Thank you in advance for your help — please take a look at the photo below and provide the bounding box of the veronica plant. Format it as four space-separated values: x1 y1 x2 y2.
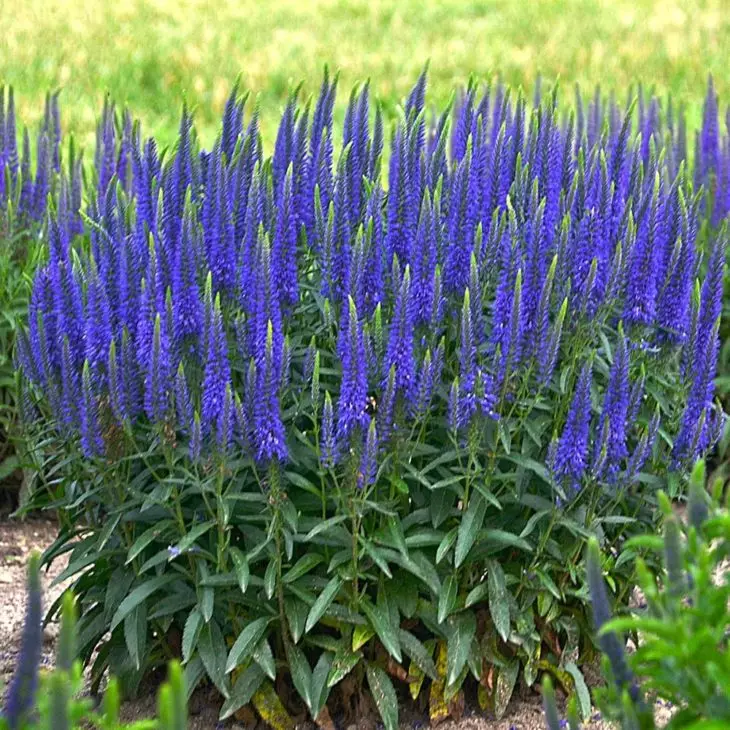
699 78 730 410
695 76 730 228
0 87 82 495
18 72 726 727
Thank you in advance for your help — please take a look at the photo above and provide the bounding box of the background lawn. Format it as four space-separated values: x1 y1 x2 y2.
2 0 729 151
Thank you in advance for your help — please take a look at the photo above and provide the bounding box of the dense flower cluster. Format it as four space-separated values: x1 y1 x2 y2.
696 76 730 227
13 75 730 728
17 73 727 495
0 87 82 228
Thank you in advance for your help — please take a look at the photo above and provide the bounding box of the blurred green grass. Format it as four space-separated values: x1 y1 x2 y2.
1 0 728 151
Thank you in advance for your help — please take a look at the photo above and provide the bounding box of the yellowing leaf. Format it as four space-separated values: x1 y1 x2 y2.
251 681 295 730
353 624 375 651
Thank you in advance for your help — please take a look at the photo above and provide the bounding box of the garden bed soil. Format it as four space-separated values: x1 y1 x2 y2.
0 519 676 730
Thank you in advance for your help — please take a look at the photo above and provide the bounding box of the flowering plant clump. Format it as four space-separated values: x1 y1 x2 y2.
0 87 81 493
0 86 78 226
18 73 727 727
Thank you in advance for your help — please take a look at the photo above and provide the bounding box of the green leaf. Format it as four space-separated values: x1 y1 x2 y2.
304 515 348 541
520 509 551 540
493 659 519 719
386 518 408 557
76 608 105 659
220 664 265 720
96 514 122 552
403 526 442 549
124 602 147 671
399 629 438 680
327 648 362 688
231 548 250 594
54 548 117 585
361 599 401 662
283 553 324 584
534 568 562 600
438 574 458 624
280 498 298 533
564 662 591 719
599 515 637 525
264 560 277 599
436 527 457 564
104 570 135 622
467 636 483 681
248 532 272 561
127 521 172 565
305 576 343 633
392 575 419 619
197 562 214 624
366 663 399 730
446 611 476 686
198 619 229 697
464 582 489 608
430 488 453 528
172 520 215 555
497 421 511 454
488 560 510 642
0 455 19 481
183 656 206 702
362 539 393 578
600 616 678 640
284 470 322 497
182 608 202 664
482 529 533 553
352 624 375 651
139 548 170 575
419 449 461 477
622 535 664 552
287 643 313 712
310 652 334 716
226 617 271 674
506 454 551 482
455 493 487 568
285 597 309 644
253 638 276 681
149 589 196 620
110 575 176 631
393 476 410 495
379 548 440 595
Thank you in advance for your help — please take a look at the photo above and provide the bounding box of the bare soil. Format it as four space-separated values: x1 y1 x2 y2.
0 519 675 730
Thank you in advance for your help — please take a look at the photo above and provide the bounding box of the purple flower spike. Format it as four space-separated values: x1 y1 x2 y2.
358 419 378 488
383 265 416 403
337 297 369 447
144 313 172 425
252 321 288 464
320 391 335 467
190 411 202 462
273 164 299 306
699 75 720 185
80 360 104 457
201 294 231 440
551 361 593 493
595 326 630 478
3 555 42 730
175 363 194 434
